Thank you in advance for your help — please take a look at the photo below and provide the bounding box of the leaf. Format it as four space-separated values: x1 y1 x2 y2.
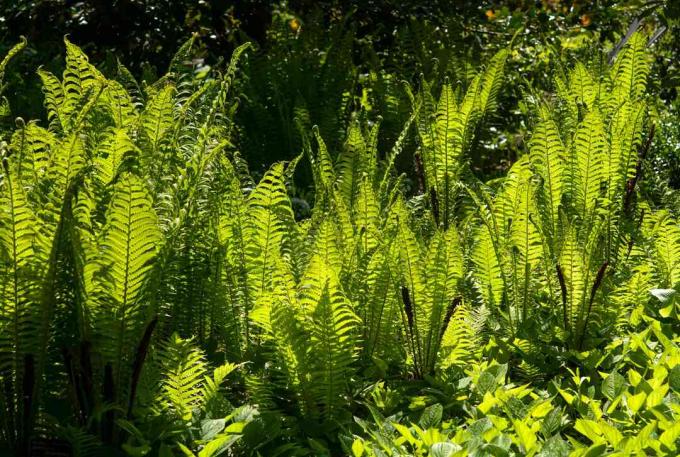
668 365 680 392
351 439 364 457
536 435 570 457
431 442 461 457
574 419 603 443
626 391 646 414
477 371 497 395
513 419 537 452
602 371 626 401
650 289 676 304
419 403 443 429
660 421 680 452
201 419 226 441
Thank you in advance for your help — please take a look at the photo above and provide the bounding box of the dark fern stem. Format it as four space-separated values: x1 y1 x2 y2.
579 261 609 350
401 286 421 377
401 286 415 338
439 297 462 349
128 317 158 418
61 347 85 425
556 264 568 332
429 186 440 227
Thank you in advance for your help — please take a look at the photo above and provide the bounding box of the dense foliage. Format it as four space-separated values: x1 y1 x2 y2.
3 3 680 457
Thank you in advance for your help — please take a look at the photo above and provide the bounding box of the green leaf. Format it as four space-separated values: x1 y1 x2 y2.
513 419 537 452
668 365 680 392
602 371 626 401
351 439 364 457
431 442 461 457
477 371 497 395
201 419 226 441
574 419 603 443
419 403 443 429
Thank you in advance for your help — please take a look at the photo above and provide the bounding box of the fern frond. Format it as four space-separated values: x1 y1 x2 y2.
37 69 66 131
141 84 175 152
438 301 477 370
570 109 607 218
91 172 161 391
0 163 44 447
337 121 368 206
610 32 651 104
306 268 360 419
568 62 597 109
156 333 207 422
245 163 296 302
650 211 680 288
478 49 509 116
94 128 138 187
472 225 503 311
62 37 105 122
530 110 566 234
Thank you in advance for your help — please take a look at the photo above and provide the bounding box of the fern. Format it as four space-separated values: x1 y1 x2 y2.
571 109 607 219
90 172 161 394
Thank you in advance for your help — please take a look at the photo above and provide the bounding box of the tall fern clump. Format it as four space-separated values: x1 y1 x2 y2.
463 33 657 356
0 37 254 453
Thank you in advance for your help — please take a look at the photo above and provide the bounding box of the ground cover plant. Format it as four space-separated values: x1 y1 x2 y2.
2 6 680 457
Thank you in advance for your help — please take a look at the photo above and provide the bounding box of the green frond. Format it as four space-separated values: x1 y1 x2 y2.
141 84 176 151
0 164 43 359
91 172 161 388
62 37 105 121
438 301 477 370
568 62 597 109
478 48 509 116
337 121 368 206
311 126 336 189
422 229 463 372
306 269 360 418
650 211 680 288
8 121 55 193
156 333 208 422
0 37 26 80
353 178 381 253
608 101 645 200
434 82 459 184
610 32 651 104
103 80 137 129
451 74 482 158
570 109 607 218
554 74 578 135
304 219 343 281
497 158 541 322
47 132 87 205
0 163 45 446
530 111 566 234
360 246 401 362
94 128 138 186
0 37 26 118
37 69 66 131
245 163 296 301
472 225 503 311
